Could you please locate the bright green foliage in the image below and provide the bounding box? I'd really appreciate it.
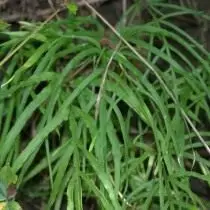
[0,201,22,210]
[0,1,210,209]
[0,166,20,210]
[67,3,78,15]
[0,166,17,187]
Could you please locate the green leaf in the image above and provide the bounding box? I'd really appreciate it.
[5,201,22,210]
[0,166,17,186]
[0,182,7,202]
[67,3,78,15]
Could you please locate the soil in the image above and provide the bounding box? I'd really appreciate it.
[1,0,210,209]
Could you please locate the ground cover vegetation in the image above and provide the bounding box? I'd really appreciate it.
[0,0,210,209]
